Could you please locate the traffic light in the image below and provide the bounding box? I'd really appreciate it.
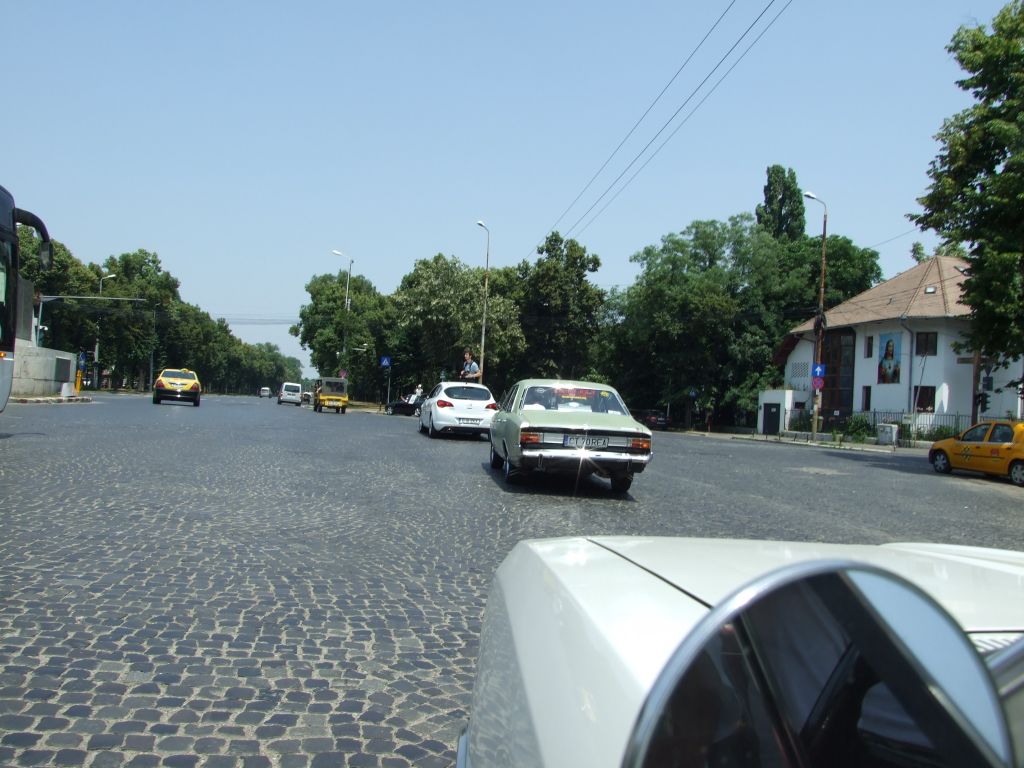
[975,391,990,413]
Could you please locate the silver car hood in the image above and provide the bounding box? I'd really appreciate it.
[591,536,1024,635]
[469,536,1024,768]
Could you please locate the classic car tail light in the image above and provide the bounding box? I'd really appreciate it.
[437,399,454,408]
[521,431,542,446]
[630,437,652,451]
[485,402,498,410]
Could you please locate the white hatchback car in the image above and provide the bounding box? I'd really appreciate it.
[418,382,496,438]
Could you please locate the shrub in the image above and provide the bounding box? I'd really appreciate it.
[844,413,872,439]
[925,424,960,441]
[789,411,812,432]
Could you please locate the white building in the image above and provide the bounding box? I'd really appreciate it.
[760,256,1023,434]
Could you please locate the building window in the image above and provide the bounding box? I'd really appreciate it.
[913,385,936,412]
[864,335,873,358]
[916,331,938,356]
[862,386,871,411]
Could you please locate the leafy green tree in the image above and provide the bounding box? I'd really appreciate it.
[517,233,604,381]
[911,1,1024,369]
[18,231,101,353]
[755,165,805,241]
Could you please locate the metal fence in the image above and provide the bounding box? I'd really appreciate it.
[783,409,975,442]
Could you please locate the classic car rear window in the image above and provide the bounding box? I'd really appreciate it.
[522,386,626,414]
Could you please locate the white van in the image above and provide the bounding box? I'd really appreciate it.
[278,382,302,406]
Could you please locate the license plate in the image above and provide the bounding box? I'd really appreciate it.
[563,435,608,449]
[458,418,481,425]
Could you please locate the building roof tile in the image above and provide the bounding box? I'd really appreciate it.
[790,256,969,333]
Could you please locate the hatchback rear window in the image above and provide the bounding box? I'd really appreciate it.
[284,384,301,393]
[443,386,492,401]
[162,370,196,380]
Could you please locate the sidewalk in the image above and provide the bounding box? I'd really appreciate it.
[9,395,93,404]
[682,428,931,458]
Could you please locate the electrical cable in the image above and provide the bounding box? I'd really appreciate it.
[538,0,741,246]
[560,0,782,242]
[577,0,794,237]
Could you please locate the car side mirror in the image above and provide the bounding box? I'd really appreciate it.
[622,561,1014,768]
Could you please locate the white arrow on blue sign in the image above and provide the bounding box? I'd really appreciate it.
[812,363,826,378]
[380,356,391,368]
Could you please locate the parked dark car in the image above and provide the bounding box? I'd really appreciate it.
[634,408,669,430]
[385,394,424,417]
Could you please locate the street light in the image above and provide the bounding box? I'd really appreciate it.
[803,191,827,443]
[331,250,354,375]
[476,220,490,384]
[95,273,116,389]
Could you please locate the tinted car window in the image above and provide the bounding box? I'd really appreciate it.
[962,424,990,442]
[162,369,195,380]
[989,424,1014,443]
[443,386,491,401]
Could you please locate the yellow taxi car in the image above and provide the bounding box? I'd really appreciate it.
[929,419,1024,486]
[153,368,202,407]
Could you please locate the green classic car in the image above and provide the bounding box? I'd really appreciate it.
[488,379,652,493]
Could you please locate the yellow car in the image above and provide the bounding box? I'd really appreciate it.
[929,419,1024,486]
[153,368,202,407]
[313,376,349,414]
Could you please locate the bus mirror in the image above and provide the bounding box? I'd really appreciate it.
[38,241,53,269]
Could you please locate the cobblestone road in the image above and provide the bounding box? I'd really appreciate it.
[2,394,1021,767]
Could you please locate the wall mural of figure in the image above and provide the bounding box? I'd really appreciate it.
[877,333,901,384]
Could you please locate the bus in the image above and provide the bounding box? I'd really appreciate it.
[1,184,53,412]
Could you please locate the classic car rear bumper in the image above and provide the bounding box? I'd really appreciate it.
[519,448,651,475]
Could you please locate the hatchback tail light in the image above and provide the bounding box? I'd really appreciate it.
[485,403,498,410]
[188,382,199,391]
[437,399,454,408]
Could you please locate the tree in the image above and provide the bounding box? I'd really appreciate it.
[911,1,1024,370]
[518,233,604,380]
[755,165,805,241]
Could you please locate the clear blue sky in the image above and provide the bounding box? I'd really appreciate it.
[7,1,1007,377]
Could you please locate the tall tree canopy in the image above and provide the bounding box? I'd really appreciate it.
[517,233,604,381]
[911,1,1024,368]
[755,165,806,241]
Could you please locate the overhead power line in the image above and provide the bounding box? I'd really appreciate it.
[538,0,741,247]
[577,0,794,237]
[561,0,785,242]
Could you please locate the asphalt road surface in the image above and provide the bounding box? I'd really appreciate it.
[2,394,1021,767]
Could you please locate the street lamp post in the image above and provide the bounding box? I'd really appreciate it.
[476,221,490,384]
[803,192,828,443]
[331,250,354,375]
[95,273,116,389]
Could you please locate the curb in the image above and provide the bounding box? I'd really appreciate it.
[9,396,93,404]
